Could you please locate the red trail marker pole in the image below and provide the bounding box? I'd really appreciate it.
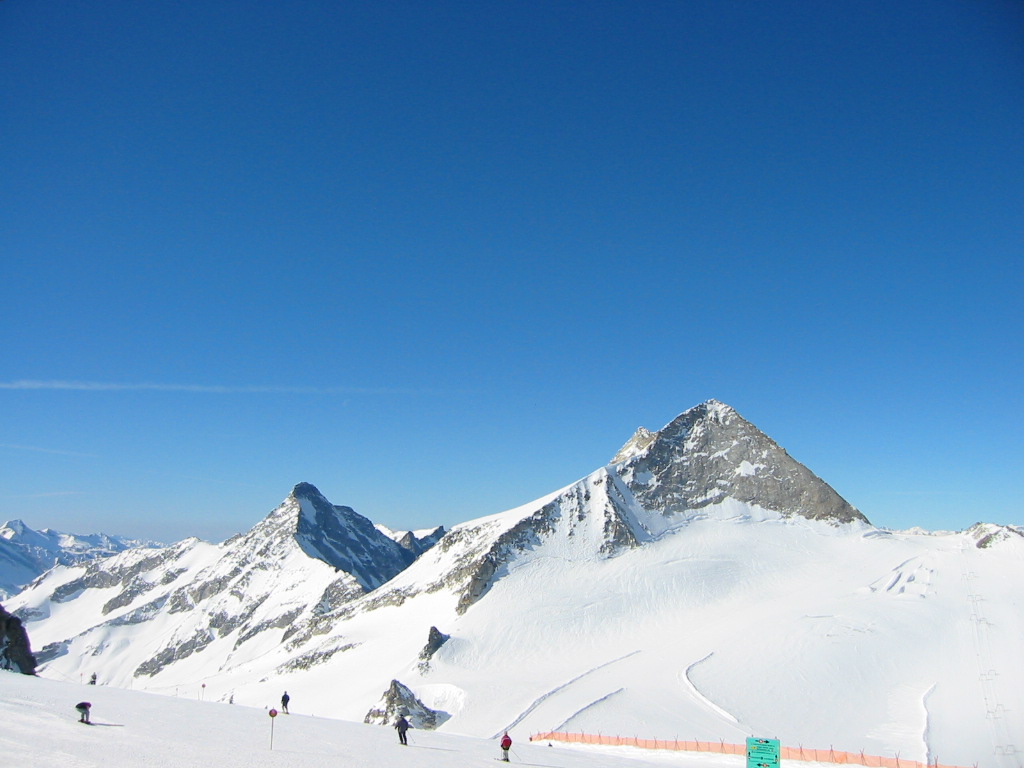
[269,708,278,749]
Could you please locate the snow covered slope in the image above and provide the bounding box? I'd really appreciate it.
[0,519,155,598]
[8,401,1023,768]
[9,482,424,686]
[2,671,743,768]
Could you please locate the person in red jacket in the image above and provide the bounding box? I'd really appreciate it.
[500,732,512,761]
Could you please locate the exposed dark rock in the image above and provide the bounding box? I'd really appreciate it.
[35,639,68,666]
[276,640,358,673]
[364,679,450,730]
[53,544,192,606]
[134,628,214,677]
[968,523,1024,549]
[419,626,450,660]
[613,400,869,525]
[417,626,450,672]
[0,602,36,674]
[395,526,447,558]
[108,596,169,626]
[102,575,159,614]
[312,575,365,617]
[233,606,303,649]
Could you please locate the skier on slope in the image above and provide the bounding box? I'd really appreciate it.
[281,691,290,713]
[394,714,411,745]
[500,732,512,761]
[75,702,92,723]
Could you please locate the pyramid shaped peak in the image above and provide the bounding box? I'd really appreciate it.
[696,397,733,412]
[611,401,868,526]
[610,426,657,464]
[265,482,418,591]
[669,398,740,426]
[290,482,327,501]
[611,400,742,464]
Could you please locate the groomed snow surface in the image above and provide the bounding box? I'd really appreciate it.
[9,489,1023,768]
[2,672,748,768]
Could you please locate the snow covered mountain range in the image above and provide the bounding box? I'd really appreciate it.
[7,401,1023,767]
[0,519,155,598]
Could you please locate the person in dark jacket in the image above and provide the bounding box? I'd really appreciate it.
[75,702,91,723]
[281,691,290,713]
[500,732,512,761]
[394,714,411,745]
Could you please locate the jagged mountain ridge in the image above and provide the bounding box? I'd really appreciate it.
[15,482,442,680]
[263,481,418,590]
[346,400,866,619]
[0,519,156,599]
[10,400,872,680]
[8,400,1021,764]
[613,399,867,524]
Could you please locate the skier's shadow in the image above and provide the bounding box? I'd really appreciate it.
[90,723,125,727]
[409,745,457,752]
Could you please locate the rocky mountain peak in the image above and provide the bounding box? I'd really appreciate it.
[611,426,656,464]
[612,401,869,525]
[0,520,28,539]
[268,483,418,591]
[290,482,325,501]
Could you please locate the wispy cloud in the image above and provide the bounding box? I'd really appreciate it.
[7,491,88,499]
[0,380,434,395]
[0,443,98,458]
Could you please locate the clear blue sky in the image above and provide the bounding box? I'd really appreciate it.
[2,1,1021,543]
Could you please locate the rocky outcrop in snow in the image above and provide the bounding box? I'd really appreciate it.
[364,679,450,729]
[0,602,36,674]
[967,522,1024,549]
[417,625,450,672]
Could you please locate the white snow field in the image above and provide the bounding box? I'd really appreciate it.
[16,507,1022,768]
[0,671,745,768]
[8,399,1023,768]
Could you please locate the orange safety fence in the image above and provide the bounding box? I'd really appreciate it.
[528,731,975,768]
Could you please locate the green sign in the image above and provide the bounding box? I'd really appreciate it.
[746,737,781,768]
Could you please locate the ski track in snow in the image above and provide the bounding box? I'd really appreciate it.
[495,651,642,738]
[550,688,626,733]
[0,672,748,768]
[921,683,936,766]
[682,653,740,725]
